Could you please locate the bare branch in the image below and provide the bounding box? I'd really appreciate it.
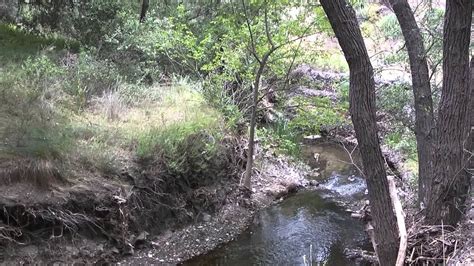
[264,1,275,49]
[241,0,261,64]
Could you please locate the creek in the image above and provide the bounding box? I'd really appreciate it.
[184,142,370,265]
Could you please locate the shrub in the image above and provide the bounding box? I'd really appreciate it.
[62,52,121,109]
[385,131,417,161]
[377,83,414,129]
[303,50,348,72]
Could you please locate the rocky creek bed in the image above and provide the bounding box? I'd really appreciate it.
[120,141,372,265]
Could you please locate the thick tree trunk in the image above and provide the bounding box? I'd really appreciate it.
[468,57,474,195]
[388,0,435,207]
[468,57,474,207]
[425,0,472,225]
[140,0,149,23]
[320,0,400,264]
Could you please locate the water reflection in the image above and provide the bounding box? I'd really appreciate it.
[301,142,361,178]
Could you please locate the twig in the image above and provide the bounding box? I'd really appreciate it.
[409,247,415,261]
[338,141,364,177]
[442,219,445,266]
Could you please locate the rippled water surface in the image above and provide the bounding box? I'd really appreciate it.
[185,142,369,266]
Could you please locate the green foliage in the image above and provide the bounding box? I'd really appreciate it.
[358,3,381,22]
[77,140,120,175]
[112,4,212,78]
[336,79,350,108]
[377,83,414,129]
[288,96,348,135]
[120,84,225,159]
[377,14,401,40]
[385,131,417,161]
[17,0,138,46]
[377,6,444,83]
[257,118,301,157]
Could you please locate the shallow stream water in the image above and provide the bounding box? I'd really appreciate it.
[185,142,370,266]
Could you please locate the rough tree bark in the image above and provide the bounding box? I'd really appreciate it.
[139,0,149,23]
[320,0,400,264]
[388,0,435,207]
[466,56,474,187]
[468,57,474,193]
[425,0,472,225]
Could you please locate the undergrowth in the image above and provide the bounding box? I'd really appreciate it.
[0,24,228,187]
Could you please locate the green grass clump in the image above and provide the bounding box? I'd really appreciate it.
[257,119,301,158]
[132,86,223,159]
[0,56,72,159]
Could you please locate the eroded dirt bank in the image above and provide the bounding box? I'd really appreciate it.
[0,140,311,264]
[118,152,311,264]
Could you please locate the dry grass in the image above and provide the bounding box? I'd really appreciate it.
[83,83,218,133]
[0,158,63,188]
[98,90,125,121]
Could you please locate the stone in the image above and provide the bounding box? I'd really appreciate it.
[134,231,149,246]
[202,213,212,222]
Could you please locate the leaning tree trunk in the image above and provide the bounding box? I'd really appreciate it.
[388,0,435,207]
[425,0,472,225]
[320,0,400,264]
